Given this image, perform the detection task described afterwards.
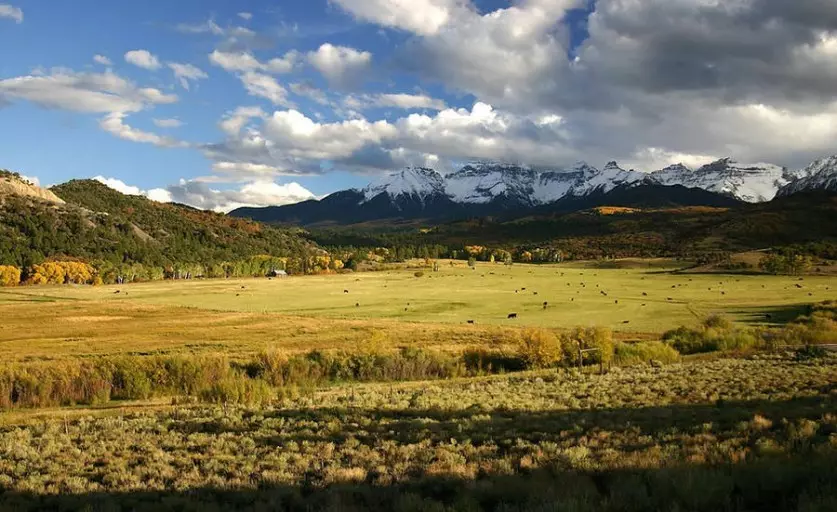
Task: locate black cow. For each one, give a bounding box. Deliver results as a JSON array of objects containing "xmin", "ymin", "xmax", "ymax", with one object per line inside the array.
[{"xmin": 508, "ymin": 313, "xmax": 518, "ymax": 319}]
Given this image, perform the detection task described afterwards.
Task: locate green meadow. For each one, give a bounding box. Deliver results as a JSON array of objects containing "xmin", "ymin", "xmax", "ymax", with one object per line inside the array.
[{"xmin": 2, "ymin": 260, "xmax": 833, "ymax": 340}]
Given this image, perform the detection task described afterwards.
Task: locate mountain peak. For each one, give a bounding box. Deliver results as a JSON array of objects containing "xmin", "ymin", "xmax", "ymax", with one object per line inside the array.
[
  {"xmin": 362, "ymin": 166, "xmax": 445, "ymax": 203},
  {"xmin": 778, "ymin": 155, "xmax": 837, "ymax": 197},
  {"xmin": 651, "ymin": 158, "xmax": 787, "ymax": 202}
]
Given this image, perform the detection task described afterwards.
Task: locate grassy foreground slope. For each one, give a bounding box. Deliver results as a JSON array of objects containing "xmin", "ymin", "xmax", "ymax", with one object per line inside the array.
[{"xmin": 0, "ymin": 356, "xmax": 834, "ymax": 511}]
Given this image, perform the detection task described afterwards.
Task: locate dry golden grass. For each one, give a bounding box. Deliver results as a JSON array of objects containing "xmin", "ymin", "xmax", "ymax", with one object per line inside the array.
[{"xmin": 0, "ymin": 300, "xmax": 539, "ymax": 362}]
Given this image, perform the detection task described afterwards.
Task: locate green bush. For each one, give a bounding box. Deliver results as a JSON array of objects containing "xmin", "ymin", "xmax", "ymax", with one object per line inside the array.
[
  {"xmin": 111, "ymin": 359, "xmax": 153, "ymax": 400},
  {"xmin": 560, "ymin": 326, "xmax": 615, "ymax": 366},
  {"xmin": 614, "ymin": 342, "xmax": 680, "ymax": 366},
  {"xmin": 794, "ymin": 345, "xmax": 828, "ymax": 361}
]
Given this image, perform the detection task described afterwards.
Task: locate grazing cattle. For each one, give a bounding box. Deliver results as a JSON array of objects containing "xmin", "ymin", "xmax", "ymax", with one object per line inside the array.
[
  {"xmin": 795, "ymin": 284, "xmax": 803, "ymax": 289},
  {"xmin": 623, "ymin": 320, "xmax": 630, "ymax": 324},
  {"xmin": 721, "ymin": 291, "xmax": 726, "ymax": 295},
  {"xmin": 405, "ymin": 307, "xmax": 409, "ymax": 311},
  {"xmin": 533, "ymin": 291, "xmax": 538, "ymax": 295},
  {"xmin": 642, "ymin": 303, "xmax": 646, "ymax": 307},
  {"xmin": 344, "ymin": 289, "xmax": 349, "ymax": 294},
  {"xmin": 809, "ymin": 293, "xmax": 813, "ymax": 297},
  {"xmin": 667, "ymin": 297, "xmax": 673, "ymax": 301},
  {"xmin": 515, "ymin": 290, "xmax": 519, "ymax": 294},
  {"xmin": 508, "ymin": 313, "xmax": 518, "ymax": 319},
  {"xmin": 521, "ymin": 287, "xmax": 527, "ymax": 291},
  {"xmin": 542, "ymin": 302, "xmax": 548, "ymax": 310},
  {"xmin": 571, "ymin": 298, "xmax": 574, "ymax": 302},
  {"xmin": 241, "ymin": 286, "xmax": 246, "ymax": 290},
  {"xmin": 600, "ymin": 291, "xmax": 608, "ymax": 296},
  {"xmin": 467, "ymin": 320, "xmax": 475, "ymax": 324},
  {"xmin": 642, "ymin": 292, "xmax": 648, "ymax": 296},
  {"xmin": 114, "ymin": 290, "xmax": 120, "ymax": 294},
  {"xmin": 236, "ymin": 293, "xmax": 240, "ymax": 297}
]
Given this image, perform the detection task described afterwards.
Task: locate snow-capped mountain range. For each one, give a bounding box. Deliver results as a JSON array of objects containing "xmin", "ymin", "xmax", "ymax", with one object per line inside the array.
[
  {"xmin": 360, "ymin": 156, "xmax": 836, "ymax": 207},
  {"xmin": 228, "ymin": 155, "xmax": 837, "ymax": 225}
]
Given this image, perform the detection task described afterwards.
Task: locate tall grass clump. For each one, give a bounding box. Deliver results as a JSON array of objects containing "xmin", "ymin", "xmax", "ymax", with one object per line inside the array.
[
  {"xmin": 614, "ymin": 341, "xmax": 680, "ymax": 366},
  {"xmin": 0, "ymin": 348, "xmax": 481, "ymax": 410}
]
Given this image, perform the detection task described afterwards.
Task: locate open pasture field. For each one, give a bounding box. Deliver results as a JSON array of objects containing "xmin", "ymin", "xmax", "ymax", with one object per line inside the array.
[
  {"xmin": 0, "ymin": 356, "xmax": 834, "ymax": 510},
  {"xmin": 1, "ymin": 261, "xmax": 834, "ymax": 360}
]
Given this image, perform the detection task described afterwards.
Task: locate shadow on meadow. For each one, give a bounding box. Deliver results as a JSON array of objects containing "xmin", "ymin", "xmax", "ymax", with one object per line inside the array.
[
  {"xmin": 1, "ymin": 391, "xmax": 835, "ymax": 511},
  {"xmin": 170, "ymin": 394, "xmax": 835, "ymax": 449},
  {"xmin": 0, "ymin": 451, "xmax": 834, "ymax": 511},
  {"xmin": 730, "ymin": 303, "xmax": 814, "ymax": 326}
]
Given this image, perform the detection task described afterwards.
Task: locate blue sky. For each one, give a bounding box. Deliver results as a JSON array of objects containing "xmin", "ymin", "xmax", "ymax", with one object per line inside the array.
[{"xmin": 1, "ymin": 1, "xmax": 836, "ymax": 211}]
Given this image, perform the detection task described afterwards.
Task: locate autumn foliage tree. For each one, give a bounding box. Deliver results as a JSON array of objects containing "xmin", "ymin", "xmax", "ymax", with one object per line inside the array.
[
  {"xmin": 0, "ymin": 265, "xmax": 21, "ymax": 287},
  {"xmin": 28, "ymin": 261, "xmax": 95, "ymax": 285}
]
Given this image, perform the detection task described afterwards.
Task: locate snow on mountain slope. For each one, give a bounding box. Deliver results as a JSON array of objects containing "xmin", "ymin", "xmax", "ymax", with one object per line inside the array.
[
  {"xmin": 362, "ymin": 167, "xmax": 446, "ymax": 203},
  {"xmin": 578, "ymin": 161, "xmax": 646, "ymax": 195},
  {"xmin": 777, "ymin": 156, "xmax": 837, "ymax": 196},
  {"xmin": 532, "ymin": 163, "xmax": 588, "ymax": 204},
  {"xmin": 649, "ymin": 158, "xmax": 792, "ymax": 202},
  {"xmin": 444, "ymin": 162, "xmax": 537, "ymax": 205}
]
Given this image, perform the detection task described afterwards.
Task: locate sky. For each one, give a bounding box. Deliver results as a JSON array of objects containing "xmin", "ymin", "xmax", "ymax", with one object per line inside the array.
[{"xmin": 1, "ymin": 0, "xmax": 837, "ymax": 212}]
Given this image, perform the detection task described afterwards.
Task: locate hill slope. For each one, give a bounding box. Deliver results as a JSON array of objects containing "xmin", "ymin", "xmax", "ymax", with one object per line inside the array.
[
  {"xmin": 0, "ymin": 177, "xmax": 320, "ymax": 274},
  {"xmin": 309, "ymin": 192, "xmax": 837, "ymax": 262}
]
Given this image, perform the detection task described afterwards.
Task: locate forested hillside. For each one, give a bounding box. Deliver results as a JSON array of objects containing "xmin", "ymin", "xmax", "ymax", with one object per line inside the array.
[
  {"xmin": 312, "ymin": 192, "xmax": 837, "ymax": 264},
  {"xmin": 0, "ymin": 177, "xmax": 328, "ymax": 285}
]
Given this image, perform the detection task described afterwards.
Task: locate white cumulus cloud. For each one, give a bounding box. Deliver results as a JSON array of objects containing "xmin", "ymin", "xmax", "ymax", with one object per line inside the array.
[
  {"xmin": 99, "ymin": 112, "xmax": 187, "ymax": 148},
  {"xmin": 331, "ymin": 0, "xmax": 462, "ymax": 35},
  {"xmin": 93, "ymin": 55, "xmax": 112, "ymax": 66},
  {"xmin": 153, "ymin": 118, "xmax": 183, "ymax": 128},
  {"xmin": 209, "ymin": 49, "xmax": 299, "ymax": 74},
  {"xmin": 308, "ymin": 44, "xmax": 372, "ymax": 88},
  {"xmin": 0, "ymin": 69, "xmax": 177, "ymax": 113},
  {"xmin": 124, "ymin": 50, "xmax": 161, "ymax": 70},
  {"xmin": 0, "ymin": 4, "xmax": 23, "ymax": 23},
  {"xmin": 167, "ymin": 62, "xmax": 208, "ymax": 90}
]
